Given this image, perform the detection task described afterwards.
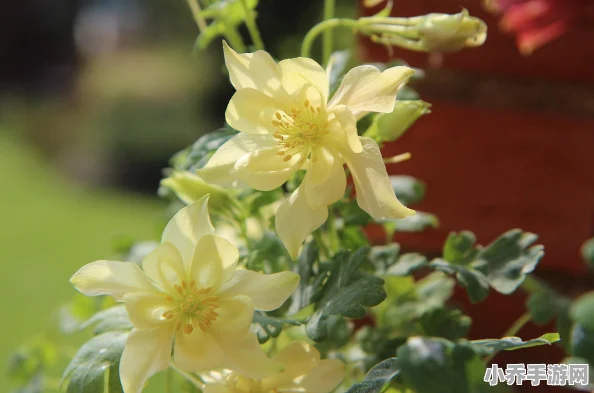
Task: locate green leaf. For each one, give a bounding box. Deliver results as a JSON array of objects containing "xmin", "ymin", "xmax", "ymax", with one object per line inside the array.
[
  {"xmin": 581, "ymin": 237, "xmax": 594, "ymax": 269},
  {"xmin": 470, "ymin": 333, "xmax": 560, "ymax": 352},
  {"xmin": 62, "ymin": 331, "xmax": 128, "ymax": 393},
  {"xmin": 305, "ymin": 248, "xmax": 386, "ymax": 342},
  {"xmin": 420, "ymin": 308, "xmax": 471, "ymax": 341},
  {"xmin": 397, "ymin": 337, "xmax": 484, "ymax": 393},
  {"xmin": 80, "ymin": 306, "xmax": 133, "ymax": 335},
  {"xmin": 570, "ymin": 324, "xmax": 594, "ymax": 364},
  {"xmin": 570, "ymin": 292, "xmax": 594, "ymax": 330},
  {"xmin": 432, "ymin": 229, "xmax": 544, "ymax": 303},
  {"xmin": 386, "ymin": 253, "xmax": 428, "ymax": 276},
  {"xmin": 58, "ymin": 294, "xmax": 104, "ymax": 334},
  {"xmin": 381, "ymin": 212, "xmax": 439, "ymax": 234},
  {"xmin": 369, "ymin": 243, "xmax": 400, "ymax": 273},
  {"xmin": 288, "ymin": 241, "xmax": 320, "ymax": 314},
  {"xmin": 245, "ymin": 232, "xmax": 291, "ymax": 273},
  {"xmin": 527, "ymin": 290, "xmax": 571, "ymax": 325},
  {"xmin": 172, "ymin": 127, "xmax": 238, "ymax": 171},
  {"xmin": 345, "ymin": 358, "xmax": 400, "ymax": 393},
  {"xmin": 252, "ymin": 312, "xmax": 301, "ymax": 344},
  {"xmin": 390, "ymin": 176, "xmax": 426, "ymax": 205}
]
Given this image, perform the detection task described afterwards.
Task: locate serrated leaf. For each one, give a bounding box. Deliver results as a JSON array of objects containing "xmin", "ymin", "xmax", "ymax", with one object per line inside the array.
[
  {"xmin": 305, "ymin": 248, "xmax": 386, "ymax": 342},
  {"xmin": 432, "ymin": 229, "xmax": 544, "ymax": 302},
  {"xmin": 470, "ymin": 333, "xmax": 560, "ymax": 352},
  {"xmin": 288, "ymin": 242, "xmax": 320, "ymax": 314},
  {"xmin": 527, "ymin": 290, "xmax": 571, "ymax": 325},
  {"xmin": 369, "ymin": 243, "xmax": 400, "ymax": 273},
  {"xmin": 62, "ymin": 331, "xmax": 128, "ymax": 393},
  {"xmin": 346, "ymin": 358, "xmax": 400, "ymax": 393},
  {"xmin": 80, "ymin": 306, "xmax": 133, "ymax": 335},
  {"xmin": 420, "ymin": 308, "xmax": 471, "ymax": 341},
  {"xmin": 252, "ymin": 312, "xmax": 301, "ymax": 344},
  {"xmin": 386, "ymin": 253, "xmax": 428, "ymax": 276}
]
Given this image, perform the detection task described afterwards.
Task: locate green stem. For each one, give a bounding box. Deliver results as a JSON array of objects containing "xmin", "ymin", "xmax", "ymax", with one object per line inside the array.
[
  {"xmin": 485, "ymin": 312, "xmax": 532, "ymax": 363},
  {"xmin": 322, "ymin": 0, "xmax": 336, "ymax": 64},
  {"xmin": 169, "ymin": 361, "xmax": 204, "ymax": 389},
  {"xmin": 240, "ymin": 0, "xmax": 265, "ymax": 50},
  {"xmin": 185, "ymin": 0, "xmax": 207, "ymax": 32},
  {"xmin": 301, "ymin": 18, "xmax": 359, "ymax": 59},
  {"xmin": 224, "ymin": 28, "xmax": 247, "ymax": 52}
]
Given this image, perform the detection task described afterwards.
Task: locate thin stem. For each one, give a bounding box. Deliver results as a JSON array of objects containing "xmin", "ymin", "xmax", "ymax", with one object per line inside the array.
[
  {"xmin": 322, "ymin": 0, "xmax": 336, "ymax": 64},
  {"xmin": 169, "ymin": 361, "xmax": 204, "ymax": 389},
  {"xmin": 485, "ymin": 312, "xmax": 532, "ymax": 363},
  {"xmin": 185, "ymin": 0, "xmax": 207, "ymax": 32},
  {"xmin": 301, "ymin": 18, "xmax": 359, "ymax": 59},
  {"xmin": 240, "ymin": 0, "xmax": 265, "ymax": 50},
  {"xmin": 224, "ymin": 28, "xmax": 247, "ymax": 52}
]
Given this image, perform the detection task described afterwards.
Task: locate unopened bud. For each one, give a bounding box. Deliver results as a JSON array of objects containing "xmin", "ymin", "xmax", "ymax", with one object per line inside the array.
[
  {"xmin": 160, "ymin": 171, "xmax": 235, "ymax": 211},
  {"xmin": 417, "ymin": 9, "xmax": 487, "ymax": 52},
  {"xmin": 363, "ymin": 100, "xmax": 431, "ymax": 144}
]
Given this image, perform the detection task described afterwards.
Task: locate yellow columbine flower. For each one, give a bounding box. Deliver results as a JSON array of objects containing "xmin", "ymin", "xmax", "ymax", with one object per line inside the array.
[
  {"xmin": 70, "ymin": 195, "xmax": 299, "ymax": 393},
  {"xmin": 197, "ymin": 42, "xmax": 415, "ymax": 258},
  {"xmin": 203, "ymin": 342, "xmax": 345, "ymax": 393}
]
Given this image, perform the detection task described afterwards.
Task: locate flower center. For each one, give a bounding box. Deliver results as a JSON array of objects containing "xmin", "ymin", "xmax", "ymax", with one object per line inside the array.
[
  {"xmin": 271, "ymin": 99, "xmax": 329, "ymax": 163},
  {"xmin": 162, "ymin": 280, "xmax": 219, "ymax": 334}
]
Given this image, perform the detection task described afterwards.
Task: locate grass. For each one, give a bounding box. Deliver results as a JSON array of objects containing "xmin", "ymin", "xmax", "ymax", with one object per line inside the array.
[{"xmin": 0, "ymin": 132, "xmax": 167, "ymax": 388}]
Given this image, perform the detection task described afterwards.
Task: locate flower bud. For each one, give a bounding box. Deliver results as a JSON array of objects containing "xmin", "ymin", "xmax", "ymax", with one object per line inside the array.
[
  {"xmin": 417, "ymin": 9, "xmax": 487, "ymax": 52},
  {"xmin": 363, "ymin": 100, "xmax": 431, "ymax": 144},
  {"xmin": 160, "ymin": 171, "xmax": 236, "ymax": 212}
]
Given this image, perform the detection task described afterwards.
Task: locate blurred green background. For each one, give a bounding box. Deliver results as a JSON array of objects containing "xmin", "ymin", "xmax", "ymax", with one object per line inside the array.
[{"xmin": 0, "ymin": 0, "xmax": 356, "ymax": 390}]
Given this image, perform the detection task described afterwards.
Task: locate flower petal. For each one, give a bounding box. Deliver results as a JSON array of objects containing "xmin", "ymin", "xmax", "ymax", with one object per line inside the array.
[
  {"xmin": 142, "ymin": 242, "xmax": 185, "ymax": 294},
  {"xmin": 342, "ymin": 137, "xmax": 415, "ymax": 219},
  {"xmin": 297, "ymin": 358, "xmax": 346, "ymax": 393},
  {"xmin": 190, "ymin": 234, "xmax": 239, "ymax": 290},
  {"xmin": 261, "ymin": 342, "xmax": 320, "ymax": 390},
  {"xmin": 120, "ymin": 327, "xmax": 173, "ymax": 393},
  {"xmin": 197, "ymin": 133, "xmax": 278, "ymax": 187},
  {"xmin": 204, "ymin": 384, "xmax": 231, "ymax": 393},
  {"xmin": 303, "ymin": 147, "xmax": 346, "ymax": 210},
  {"xmin": 226, "ymin": 88, "xmax": 286, "ymax": 135},
  {"xmin": 219, "ymin": 270, "xmax": 299, "ymax": 311},
  {"xmin": 124, "ymin": 293, "xmax": 172, "ymax": 330},
  {"xmin": 214, "ymin": 331, "xmax": 283, "ymax": 378},
  {"xmin": 211, "ymin": 295, "xmax": 253, "ymax": 332},
  {"xmin": 223, "ymin": 41, "xmax": 282, "ymax": 97},
  {"xmin": 328, "ymin": 65, "xmax": 415, "ymax": 114},
  {"xmin": 70, "ymin": 261, "xmax": 156, "ymax": 301},
  {"xmin": 174, "ymin": 329, "xmax": 224, "ymax": 372},
  {"xmin": 278, "ymin": 57, "xmax": 329, "ymax": 103},
  {"xmin": 161, "ymin": 195, "xmax": 215, "ymax": 270},
  {"xmin": 330, "ymin": 105, "xmax": 362, "ymax": 153},
  {"xmin": 275, "ymin": 186, "xmax": 328, "ymax": 259},
  {"xmin": 235, "ymin": 146, "xmax": 304, "ymax": 191}
]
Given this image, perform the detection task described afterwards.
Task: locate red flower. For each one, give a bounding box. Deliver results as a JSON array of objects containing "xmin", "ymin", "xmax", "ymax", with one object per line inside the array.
[{"xmin": 484, "ymin": 0, "xmax": 591, "ymax": 54}]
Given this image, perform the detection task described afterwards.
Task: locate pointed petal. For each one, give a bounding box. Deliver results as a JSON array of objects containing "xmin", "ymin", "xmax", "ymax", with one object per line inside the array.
[
  {"xmin": 190, "ymin": 234, "xmax": 239, "ymax": 291},
  {"xmin": 197, "ymin": 133, "xmax": 278, "ymax": 187},
  {"xmin": 303, "ymin": 147, "xmax": 346, "ymax": 210},
  {"xmin": 142, "ymin": 242, "xmax": 185, "ymax": 294},
  {"xmin": 223, "ymin": 41, "xmax": 282, "ymax": 97},
  {"xmin": 174, "ymin": 330, "xmax": 224, "ymax": 372},
  {"xmin": 70, "ymin": 261, "xmax": 156, "ymax": 301},
  {"xmin": 342, "ymin": 137, "xmax": 415, "ymax": 219},
  {"xmin": 328, "ymin": 65, "xmax": 415, "ymax": 114},
  {"xmin": 161, "ymin": 195, "xmax": 214, "ymax": 270},
  {"xmin": 124, "ymin": 293, "xmax": 172, "ymax": 330},
  {"xmin": 275, "ymin": 186, "xmax": 328, "ymax": 259},
  {"xmin": 219, "ymin": 270, "xmax": 299, "ymax": 311},
  {"xmin": 211, "ymin": 295, "xmax": 253, "ymax": 332},
  {"xmin": 278, "ymin": 58, "xmax": 329, "ymax": 103},
  {"xmin": 119, "ymin": 327, "xmax": 173, "ymax": 393},
  {"xmin": 330, "ymin": 105, "xmax": 362, "ymax": 153},
  {"xmin": 298, "ymin": 358, "xmax": 346, "ymax": 393},
  {"xmin": 235, "ymin": 146, "xmax": 304, "ymax": 191},
  {"xmin": 226, "ymin": 88, "xmax": 285, "ymax": 135},
  {"xmin": 214, "ymin": 331, "xmax": 283, "ymax": 379}
]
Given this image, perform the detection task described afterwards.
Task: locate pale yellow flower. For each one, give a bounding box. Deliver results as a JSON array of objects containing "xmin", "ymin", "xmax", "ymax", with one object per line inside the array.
[
  {"xmin": 203, "ymin": 342, "xmax": 345, "ymax": 393},
  {"xmin": 70, "ymin": 195, "xmax": 299, "ymax": 393},
  {"xmin": 197, "ymin": 42, "xmax": 415, "ymax": 258}
]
